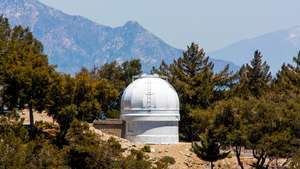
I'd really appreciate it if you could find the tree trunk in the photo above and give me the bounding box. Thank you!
[210,162,214,169]
[235,146,244,169]
[0,103,3,114]
[29,103,35,136]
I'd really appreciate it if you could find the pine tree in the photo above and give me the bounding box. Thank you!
[94,79,119,118]
[48,73,76,120]
[0,16,10,41]
[154,43,234,141]
[121,59,142,86]
[192,130,229,169]
[0,22,55,135]
[91,59,142,118]
[74,68,100,122]
[234,50,271,97]
[275,51,300,93]
[212,98,252,169]
[94,61,125,91]
[293,51,300,71]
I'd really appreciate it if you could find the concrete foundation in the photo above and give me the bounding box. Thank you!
[93,119,125,138]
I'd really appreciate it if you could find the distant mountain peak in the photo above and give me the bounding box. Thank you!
[210,25,300,74]
[1,0,41,7]
[121,20,145,32]
[124,21,140,27]
[0,0,238,74]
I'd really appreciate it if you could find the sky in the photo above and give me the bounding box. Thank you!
[39,0,300,52]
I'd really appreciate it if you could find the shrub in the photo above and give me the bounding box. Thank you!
[142,145,151,153]
[154,156,176,169]
[159,156,175,165]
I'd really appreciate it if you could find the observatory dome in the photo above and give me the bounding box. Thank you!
[121,74,180,144]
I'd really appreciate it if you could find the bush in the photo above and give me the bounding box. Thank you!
[0,118,68,169]
[159,156,175,165]
[122,150,153,169]
[154,156,176,169]
[289,150,300,169]
[0,117,174,169]
[142,145,151,153]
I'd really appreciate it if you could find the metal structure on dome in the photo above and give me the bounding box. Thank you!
[121,74,180,144]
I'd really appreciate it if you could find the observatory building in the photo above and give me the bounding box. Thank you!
[121,74,180,144]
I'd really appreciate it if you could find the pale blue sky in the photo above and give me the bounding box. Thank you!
[39,0,300,52]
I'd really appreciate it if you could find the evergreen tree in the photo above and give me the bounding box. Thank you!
[94,79,119,118]
[48,73,76,120]
[0,16,10,41]
[275,51,300,93]
[233,50,272,97]
[0,22,55,135]
[91,59,142,118]
[192,130,229,169]
[94,61,125,90]
[246,93,299,169]
[121,59,142,86]
[293,51,300,71]
[55,104,78,146]
[154,43,234,140]
[65,120,124,169]
[74,68,100,122]
[212,98,251,169]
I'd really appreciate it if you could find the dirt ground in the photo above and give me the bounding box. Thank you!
[129,143,255,169]
[19,110,55,125]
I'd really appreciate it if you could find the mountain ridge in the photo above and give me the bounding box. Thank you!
[0,0,239,74]
[210,26,300,74]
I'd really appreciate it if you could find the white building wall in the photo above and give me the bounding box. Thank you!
[125,121,179,144]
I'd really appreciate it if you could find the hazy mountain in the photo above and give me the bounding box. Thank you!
[210,26,300,74]
[0,0,238,74]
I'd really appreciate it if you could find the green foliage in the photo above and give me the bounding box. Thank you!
[0,117,68,169]
[293,51,300,70]
[55,104,78,146]
[73,69,100,122]
[212,97,252,169]
[142,145,151,153]
[192,130,229,169]
[65,120,123,169]
[0,16,55,135]
[121,150,155,169]
[154,42,235,141]
[122,149,175,169]
[245,94,300,169]
[121,59,142,86]
[24,140,68,169]
[275,51,300,94]
[91,59,142,117]
[154,156,176,169]
[0,116,173,169]
[233,50,272,98]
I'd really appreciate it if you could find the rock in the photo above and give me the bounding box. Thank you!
[185,153,193,157]
[184,160,193,168]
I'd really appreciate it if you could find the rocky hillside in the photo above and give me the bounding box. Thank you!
[0,0,238,74]
[21,111,268,169]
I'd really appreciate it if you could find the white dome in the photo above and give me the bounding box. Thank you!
[121,74,180,121]
[120,74,180,144]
